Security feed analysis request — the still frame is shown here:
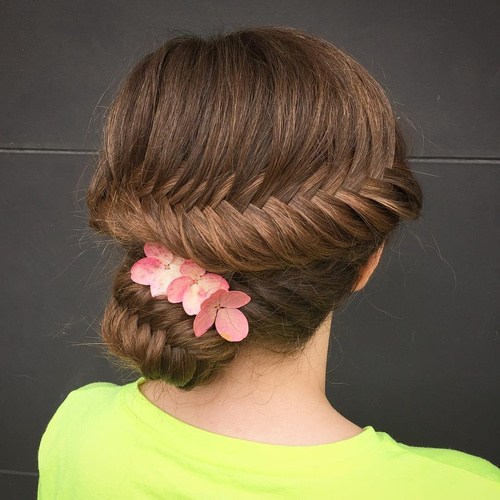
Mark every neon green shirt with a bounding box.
[37,377,500,499]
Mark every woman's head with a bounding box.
[87,25,422,391]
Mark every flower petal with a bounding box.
[198,288,226,311]
[182,283,212,316]
[193,306,217,337]
[198,273,230,296]
[215,308,249,342]
[130,257,163,285]
[170,255,185,271]
[167,276,193,303]
[219,290,251,309]
[144,242,174,264]
[131,255,184,298]
[149,274,176,298]
[180,259,206,279]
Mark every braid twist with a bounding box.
[90,160,420,272]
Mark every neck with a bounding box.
[140,312,363,445]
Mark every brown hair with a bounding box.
[86,25,422,391]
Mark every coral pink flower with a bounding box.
[167,260,230,315]
[130,242,184,297]
[193,289,251,342]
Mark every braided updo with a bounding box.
[87,25,422,391]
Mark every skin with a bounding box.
[140,243,384,445]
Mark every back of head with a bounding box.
[86,25,422,391]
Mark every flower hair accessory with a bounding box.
[130,242,251,342]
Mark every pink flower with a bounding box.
[193,289,251,342]
[130,242,184,297]
[166,260,230,315]
[130,242,251,343]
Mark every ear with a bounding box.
[352,242,385,292]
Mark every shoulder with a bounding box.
[360,431,500,498]
[372,431,500,497]
[38,379,140,496]
[39,380,128,445]
[65,380,121,402]
[51,380,121,416]
[395,440,500,483]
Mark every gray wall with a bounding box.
[1,1,499,497]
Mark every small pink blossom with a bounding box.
[130,242,251,343]
[193,289,251,342]
[130,242,184,297]
[167,260,230,315]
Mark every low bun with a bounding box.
[87,26,423,390]
[101,253,239,390]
